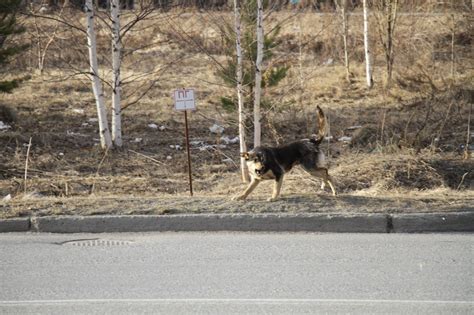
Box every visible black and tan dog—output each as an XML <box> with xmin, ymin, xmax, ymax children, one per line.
<box><xmin>232</xmin><ymin>106</ymin><xmax>336</xmax><ymax>201</ymax></box>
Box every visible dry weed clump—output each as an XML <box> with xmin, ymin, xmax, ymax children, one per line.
<box><xmin>0</xmin><ymin>104</ymin><xmax>17</xmax><ymax>124</ymax></box>
<box><xmin>332</xmin><ymin>153</ymin><xmax>466</xmax><ymax>193</ymax></box>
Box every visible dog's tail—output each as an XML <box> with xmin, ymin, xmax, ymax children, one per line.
<box><xmin>312</xmin><ymin>106</ymin><xmax>328</xmax><ymax>145</ymax></box>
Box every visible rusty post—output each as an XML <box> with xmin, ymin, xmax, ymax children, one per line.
<box><xmin>184</xmin><ymin>110</ymin><xmax>193</xmax><ymax>196</ymax></box>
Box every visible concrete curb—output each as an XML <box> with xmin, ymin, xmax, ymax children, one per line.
<box><xmin>0</xmin><ymin>218</ymin><xmax>30</xmax><ymax>232</ymax></box>
<box><xmin>391</xmin><ymin>212</ymin><xmax>474</xmax><ymax>233</ymax></box>
<box><xmin>30</xmin><ymin>213</ymin><xmax>388</xmax><ymax>233</ymax></box>
<box><xmin>0</xmin><ymin>212</ymin><xmax>472</xmax><ymax>233</ymax></box>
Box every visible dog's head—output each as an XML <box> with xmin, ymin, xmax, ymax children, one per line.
<box><xmin>241</xmin><ymin>150</ymin><xmax>266</xmax><ymax>175</ymax></box>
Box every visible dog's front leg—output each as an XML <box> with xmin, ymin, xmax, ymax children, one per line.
<box><xmin>267</xmin><ymin>175</ymin><xmax>283</xmax><ymax>202</ymax></box>
<box><xmin>232</xmin><ymin>179</ymin><xmax>261</xmax><ymax>201</ymax></box>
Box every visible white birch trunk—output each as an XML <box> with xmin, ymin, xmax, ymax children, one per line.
<box><xmin>85</xmin><ymin>0</ymin><xmax>112</xmax><ymax>149</ymax></box>
<box><xmin>234</xmin><ymin>0</ymin><xmax>249</xmax><ymax>182</ymax></box>
<box><xmin>363</xmin><ymin>0</ymin><xmax>373</xmax><ymax>88</ymax></box>
<box><xmin>111</xmin><ymin>0</ymin><xmax>122</xmax><ymax>147</ymax></box>
<box><xmin>342</xmin><ymin>1</ymin><xmax>350</xmax><ymax>81</ymax></box>
<box><xmin>253</xmin><ymin>0</ymin><xmax>263</xmax><ymax>147</ymax></box>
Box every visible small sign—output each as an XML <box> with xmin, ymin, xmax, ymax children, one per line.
<box><xmin>174</xmin><ymin>88</ymin><xmax>196</xmax><ymax>111</ymax></box>
<box><xmin>172</xmin><ymin>88</ymin><xmax>195</xmax><ymax>196</ymax></box>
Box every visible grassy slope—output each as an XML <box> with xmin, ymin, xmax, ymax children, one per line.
<box><xmin>0</xmin><ymin>11</ymin><xmax>472</xmax><ymax>217</ymax></box>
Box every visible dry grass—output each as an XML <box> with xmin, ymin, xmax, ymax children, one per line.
<box><xmin>1</xmin><ymin>11</ymin><xmax>473</xmax><ymax>217</ymax></box>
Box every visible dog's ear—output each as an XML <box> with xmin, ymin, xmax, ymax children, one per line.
<box><xmin>241</xmin><ymin>152</ymin><xmax>250</xmax><ymax>160</ymax></box>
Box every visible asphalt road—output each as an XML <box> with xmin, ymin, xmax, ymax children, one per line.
<box><xmin>0</xmin><ymin>232</ymin><xmax>472</xmax><ymax>314</ymax></box>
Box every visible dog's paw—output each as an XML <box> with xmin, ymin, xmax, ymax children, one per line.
<box><xmin>267</xmin><ymin>197</ymin><xmax>278</xmax><ymax>202</ymax></box>
<box><xmin>231</xmin><ymin>194</ymin><xmax>246</xmax><ymax>201</ymax></box>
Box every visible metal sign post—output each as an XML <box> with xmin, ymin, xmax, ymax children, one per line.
<box><xmin>174</xmin><ymin>88</ymin><xmax>196</xmax><ymax>196</ymax></box>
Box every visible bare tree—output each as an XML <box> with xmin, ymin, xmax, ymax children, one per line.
<box><xmin>374</xmin><ymin>0</ymin><xmax>399</xmax><ymax>87</ymax></box>
<box><xmin>32</xmin><ymin>7</ymin><xmax>62</xmax><ymax>74</ymax></box>
<box><xmin>85</xmin><ymin>0</ymin><xmax>112</xmax><ymax>149</ymax></box>
<box><xmin>253</xmin><ymin>0</ymin><xmax>263</xmax><ymax>147</ymax></box>
<box><xmin>26</xmin><ymin>2</ymin><xmax>160</xmax><ymax>149</ymax></box>
<box><xmin>111</xmin><ymin>0</ymin><xmax>122</xmax><ymax>147</ymax></box>
<box><xmin>334</xmin><ymin>0</ymin><xmax>350</xmax><ymax>83</ymax></box>
<box><xmin>233</xmin><ymin>0</ymin><xmax>249</xmax><ymax>182</ymax></box>
<box><xmin>363</xmin><ymin>0</ymin><xmax>373</xmax><ymax>88</ymax></box>
<box><xmin>448</xmin><ymin>0</ymin><xmax>457</xmax><ymax>85</ymax></box>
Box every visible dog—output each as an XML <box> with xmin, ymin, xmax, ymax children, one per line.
<box><xmin>232</xmin><ymin>106</ymin><xmax>336</xmax><ymax>201</ymax></box>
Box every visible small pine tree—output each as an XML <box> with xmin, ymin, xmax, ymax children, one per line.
<box><xmin>0</xmin><ymin>0</ymin><xmax>27</xmax><ymax>93</ymax></box>
<box><xmin>217</xmin><ymin>0</ymin><xmax>289</xmax><ymax>112</ymax></box>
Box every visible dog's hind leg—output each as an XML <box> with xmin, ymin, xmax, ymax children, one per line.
<box><xmin>325</xmin><ymin>174</ymin><xmax>337</xmax><ymax>196</ymax></box>
<box><xmin>268</xmin><ymin>175</ymin><xmax>284</xmax><ymax>202</ymax></box>
<box><xmin>305</xmin><ymin>168</ymin><xmax>337</xmax><ymax>196</ymax></box>
<box><xmin>232</xmin><ymin>179</ymin><xmax>261</xmax><ymax>201</ymax></box>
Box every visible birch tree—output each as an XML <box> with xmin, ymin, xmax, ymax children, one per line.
<box><xmin>253</xmin><ymin>0</ymin><xmax>263</xmax><ymax>147</ymax></box>
<box><xmin>85</xmin><ymin>0</ymin><xmax>112</xmax><ymax>149</ymax></box>
<box><xmin>111</xmin><ymin>0</ymin><xmax>122</xmax><ymax>147</ymax></box>
<box><xmin>233</xmin><ymin>0</ymin><xmax>249</xmax><ymax>182</ymax></box>
<box><xmin>334</xmin><ymin>0</ymin><xmax>350</xmax><ymax>83</ymax></box>
<box><xmin>363</xmin><ymin>0</ymin><xmax>373</xmax><ymax>88</ymax></box>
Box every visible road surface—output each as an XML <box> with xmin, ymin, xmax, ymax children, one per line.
<box><xmin>0</xmin><ymin>232</ymin><xmax>472</xmax><ymax>314</ymax></box>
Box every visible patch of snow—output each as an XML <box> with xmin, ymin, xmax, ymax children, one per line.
<box><xmin>338</xmin><ymin>136</ymin><xmax>352</xmax><ymax>143</ymax></box>
<box><xmin>209</xmin><ymin>123</ymin><xmax>224</xmax><ymax>134</ymax></box>
<box><xmin>133</xmin><ymin>138</ymin><xmax>142</xmax><ymax>143</ymax></box>
<box><xmin>72</xmin><ymin>109</ymin><xmax>84</xmax><ymax>114</ymax></box>
<box><xmin>190</xmin><ymin>140</ymin><xmax>204</xmax><ymax>146</ymax></box>
<box><xmin>347</xmin><ymin>125</ymin><xmax>362</xmax><ymax>130</ymax></box>
<box><xmin>199</xmin><ymin>144</ymin><xmax>227</xmax><ymax>151</ymax></box>
<box><xmin>0</xmin><ymin>121</ymin><xmax>12</xmax><ymax>130</ymax></box>
<box><xmin>88</xmin><ymin>118</ymin><xmax>98</xmax><ymax>123</ymax></box>
<box><xmin>166</xmin><ymin>155</ymin><xmax>172</xmax><ymax>160</ymax></box>
<box><xmin>67</xmin><ymin>130</ymin><xmax>86</xmax><ymax>137</ymax></box>
<box><xmin>323</xmin><ymin>58</ymin><xmax>334</xmax><ymax>66</ymax></box>
<box><xmin>2</xmin><ymin>194</ymin><xmax>12</xmax><ymax>202</ymax></box>
<box><xmin>221</xmin><ymin>136</ymin><xmax>239</xmax><ymax>144</ymax></box>
<box><xmin>148</xmin><ymin>123</ymin><xmax>158</xmax><ymax>129</ymax></box>
<box><xmin>169</xmin><ymin>145</ymin><xmax>182</xmax><ymax>150</ymax></box>
<box><xmin>39</xmin><ymin>6</ymin><xmax>50</xmax><ymax>13</ymax></box>
<box><xmin>199</xmin><ymin>145</ymin><xmax>212</xmax><ymax>151</ymax></box>
<box><xmin>159</xmin><ymin>125</ymin><xmax>166</xmax><ymax>131</ymax></box>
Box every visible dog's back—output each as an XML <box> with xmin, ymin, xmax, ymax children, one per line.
<box><xmin>271</xmin><ymin>139</ymin><xmax>323</xmax><ymax>172</ymax></box>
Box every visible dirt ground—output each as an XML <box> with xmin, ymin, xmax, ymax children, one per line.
<box><xmin>1</xmin><ymin>11</ymin><xmax>473</xmax><ymax>218</ymax></box>
<box><xmin>1</xmin><ymin>188</ymin><xmax>473</xmax><ymax>219</ymax></box>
